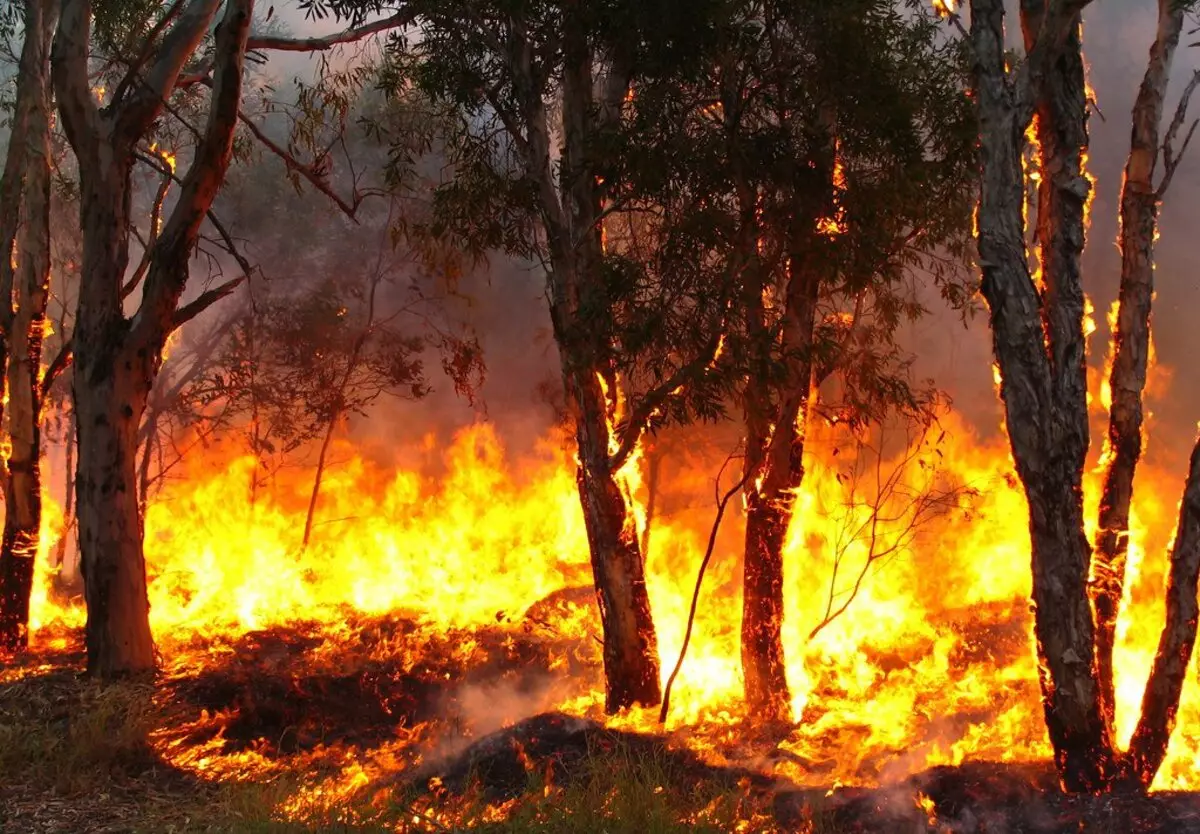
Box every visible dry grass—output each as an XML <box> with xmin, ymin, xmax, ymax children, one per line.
<box><xmin>0</xmin><ymin>659</ymin><xmax>795</xmax><ymax>834</ymax></box>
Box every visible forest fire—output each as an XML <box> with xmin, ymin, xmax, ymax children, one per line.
<box><xmin>9</xmin><ymin>0</ymin><xmax>1200</xmax><ymax>829</ymax></box>
<box><xmin>14</xmin><ymin>403</ymin><xmax>1200</xmax><ymax>810</ymax></box>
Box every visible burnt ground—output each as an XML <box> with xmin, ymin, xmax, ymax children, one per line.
<box><xmin>3</xmin><ymin>602</ymin><xmax>1200</xmax><ymax>832</ymax></box>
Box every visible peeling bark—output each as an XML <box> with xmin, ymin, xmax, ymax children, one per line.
<box><xmin>969</xmin><ymin>0</ymin><xmax>1114</xmax><ymax>792</ymax></box>
<box><xmin>0</xmin><ymin>0</ymin><xmax>58</xmax><ymax>653</ymax></box>
<box><xmin>1092</xmin><ymin>0</ymin><xmax>1184</xmax><ymax>734</ymax></box>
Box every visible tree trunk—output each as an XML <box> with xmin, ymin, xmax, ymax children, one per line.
<box><xmin>741</xmin><ymin>491</ymin><xmax>791</xmax><ymax>719</ymax></box>
<box><xmin>1123</xmin><ymin>437</ymin><xmax>1200</xmax><ymax>786</ymax></box>
<box><xmin>970</xmin><ymin>0</ymin><xmax>1115</xmax><ymax>791</ymax></box>
<box><xmin>0</xmin><ymin>0</ymin><xmax>58</xmax><ymax>652</ymax></box>
<box><xmin>573</xmin><ymin>368</ymin><xmax>661</xmax><ymax>710</ymax></box>
<box><xmin>75</xmin><ymin>351</ymin><xmax>156</xmax><ymax>676</ymax></box>
<box><xmin>549</xmin><ymin>9</ymin><xmax>660</xmax><ymax>711</ymax></box>
<box><xmin>53</xmin><ymin>404</ymin><xmax>77</xmax><ymax>572</ymax></box>
<box><xmin>1092</xmin><ymin>0</ymin><xmax>1184</xmax><ymax>734</ymax></box>
<box><xmin>52</xmin><ymin>0</ymin><xmax>249</xmax><ymax>677</ymax></box>
<box><xmin>740</xmin><ymin>258</ymin><xmax>821</xmax><ymax>724</ymax></box>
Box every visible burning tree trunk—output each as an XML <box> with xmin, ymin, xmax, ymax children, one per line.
<box><xmin>556</xmin><ymin>18</ymin><xmax>660</xmax><ymax>710</ymax></box>
<box><xmin>571</xmin><ymin>369</ymin><xmax>660</xmax><ymax>709</ymax></box>
<box><xmin>1092</xmin><ymin>0</ymin><xmax>1191</xmax><ymax>732</ymax></box>
<box><xmin>966</xmin><ymin>0</ymin><xmax>1200</xmax><ymax>791</ymax></box>
<box><xmin>967</xmin><ymin>0</ymin><xmax>1115</xmax><ymax>791</ymax></box>
<box><xmin>740</xmin><ymin>255</ymin><xmax>821</xmax><ymax>724</ymax></box>
<box><xmin>1125</xmin><ymin>437</ymin><xmax>1200</xmax><ymax>784</ymax></box>
<box><xmin>52</xmin><ymin>0</ymin><xmax>251</xmax><ymax>676</ymax></box>
<box><xmin>0</xmin><ymin>0</ymin><xmax>58</xmax><ymax>652</ymax></box>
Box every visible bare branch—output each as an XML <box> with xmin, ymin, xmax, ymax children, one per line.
<box><xmin>39</xmin><ymin>338</ymin><xmax>73</xmax><ymax>404</ymax></box>
<box><xmin>659</xmin><ymin>449</ymin><xmax>749</xmax><ymax>725</ymax></box>
<box><xmin>172</xmin><ymin>276</ymin><xmax>244</xmax><ymax>330</ymax></box>
<box><xmin>1158</xmin><ymin>69</ymin><xmax>1200</xmax><ymax>198</ymax></box>
<box><xmin>246</xmin><ymin>9</ymin><xmax>416</xmax><ymax>52</ymax></box>
<box><xmin>233</xmin><ymin>102</ymin><xmax>368</xmax><ymax>220</ymax></box>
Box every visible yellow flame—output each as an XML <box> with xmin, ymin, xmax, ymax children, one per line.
<box><xmin>19</xmin><ymin>397</ymin><xmax>1200</xmax><ymax>801</ymax></box>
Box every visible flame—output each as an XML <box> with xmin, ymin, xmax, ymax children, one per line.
<box><xmin>931</xmin><ymin>0</ymin><xmax>958</xmax><ymax>16</ymax></box>
<box><xmin>816</xmin><ymin>141</ymin><xmax>848</xmax><ymax>237</ymax></box>
<box><xmin>19</xmin><ymin>381</ymin><xmax>1200</xmax><ymax>811</ymax></box>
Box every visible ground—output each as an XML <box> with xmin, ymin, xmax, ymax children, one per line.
<box><xmin>3</xmin><ymin>613</ymin><xmax>1200</xmax><ymax>833</ymax></box>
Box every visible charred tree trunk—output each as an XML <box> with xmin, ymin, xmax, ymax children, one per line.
<box><xmin>970</xmin><ymin>0</ymin><xmax>1115</xmax><ymax>791</ymax></box>
<box><xmin>741</xmin><ymin>260</ymin><xmax>820</xmax><ymax>725</ymax></box>
<box><xmin>0</xmin><ymin>0</ymin><xmax>57</xmax><ymax>652</ymax></box>
<box><xmin>1125</xmin><ymin>437</ymin><xmax>1200</xmax><ymax>785</ymax></box>
<box><xmin>53</xmin><ymin>404</ymin><xmax>77</xmax><ymax>572</ymax></box>
<box><xmin>639</xmin><ymin>440</ymin><xmax>661</xmax><ymax>559</ymax></box>
<box><xmin>1092</xmin><ymin>0</ymin><xmax>1184</xmax><ymax>733</ymax></box>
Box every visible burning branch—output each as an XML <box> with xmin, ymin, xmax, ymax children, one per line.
<box><xmin>809</xmin><ymin>423</ymin><xmax>975</xmax><ymax>641</ymax></box>
<box><xmin>659</xmin><ymin>449</ymin><xmax>750</xmax><ymax>725</ymax></box>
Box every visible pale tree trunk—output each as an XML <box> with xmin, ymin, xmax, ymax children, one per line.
<box><xmin>53</xmin><ymin>0</ymin><xmax>250</xmax><ymax>676</ymax></box>
<box><xmin>570</xmin><ymin>368</ymin><xmax>661</xmax><ymax>709</ymax></box>
<box><xmin>969</xmin><ymin>0</ymin><xmax>1115</xmax><ymax>791</ymax></box>
<box><xmin>555</xmin><ymin>16</ymin><xmax>660</xmax><ymax>710</ymax></box>
<box><xmin>0</xmin><ymin>0</ymin><xmax>58</xmax><ymax>652</ymax></box>
<box><xmin>1092</xmin><ymin>0</ymin><xmax>1185</xmax><ymax>733</ymax></box>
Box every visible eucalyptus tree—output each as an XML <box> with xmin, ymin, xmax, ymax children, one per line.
<box><xmin>963</xmin><ymin>0</ymin><xmax>1200</xmax><ymax>791</ymax></box>
<box><xmin>51</xmin><ymin>0</ymin><xmax>415</xmax><ymax>676</ymax></box>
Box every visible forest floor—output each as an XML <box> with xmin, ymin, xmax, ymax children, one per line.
<box><xmin>3</xmin><ymin>611</ymin><xmax>1200</xmax><ymax>833</ymax></box>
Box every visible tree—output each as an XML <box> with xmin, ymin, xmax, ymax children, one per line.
<box><xmin>50</xmin><ymin>0</ymin><xmax>418</xmax><ymax>677</ymax></box>
<box><xmin>397</xmin><ymin>0</ymin><xmax>735</xmax><ymax>711</ymax></box>
<box><xmin>964</xmin><ymin>0</ymin><xmax>1200</xmax><ymax>791</ymax></box>
<box><xmin>622</xmin><ymin>0</ymin><xmax>975</xmax><ymax>721</ymax></box>
<box><xmin>52</xmin><ymin>0</ymin><xmax>254</xmax><ymax>676</ymax></box>
<box><xmin>0</xmin><ymin>0</ymin><xmax>59</xmax><ymax>652</ymax></box>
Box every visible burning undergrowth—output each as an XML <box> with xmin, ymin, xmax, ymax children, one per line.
<box><xmin>8</xmin><ymin>418</ymin><xmax>1200</xmax><ymax>829</ymax></box>
<box><xmin>6</xmin><ymin>607</ymin><xmax>1200</xmax><ymax>832</ymax></box>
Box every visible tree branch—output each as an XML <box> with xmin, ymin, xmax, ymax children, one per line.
<box><xmin>233</xmin><ymin>101</ymin><xmax>368</xmax><ymax>219</ymax></box>
<box><xmin>172</xmin><ymin>276</ymin><xmax>244</xmax><ymax>329</ymax></box>
<box><xmin>1158</xmin><ymin>69</ymin><xmax>1200</xmax><ymax>198</ymax></box>
<box><xmin>608</xmin><ymin>322</ymin><xmax>728</xmax><ymax>474</ymax></box>
<box><xmin>39</xmin><ymin>338</ymin><xmax>73</xmax><ymax>404</ymax></box>
<box><xmin>247</xmin><ymin>9</ymin><xmax>415</xmax><ymax>52</ymax></box>
<box><xmin>115</xmin><ymin>0</ymin><xmax>223</xmax><ymax>147</ymax></box>
<box><xmin>131</xmin><ymin>0</ymin><xmax>250</xmax><ymax>348</ymax></box>
<box><xmin>50</xmin><ymin>0</ymin><xmax>101</xmax><ymax>167</ymax></box>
